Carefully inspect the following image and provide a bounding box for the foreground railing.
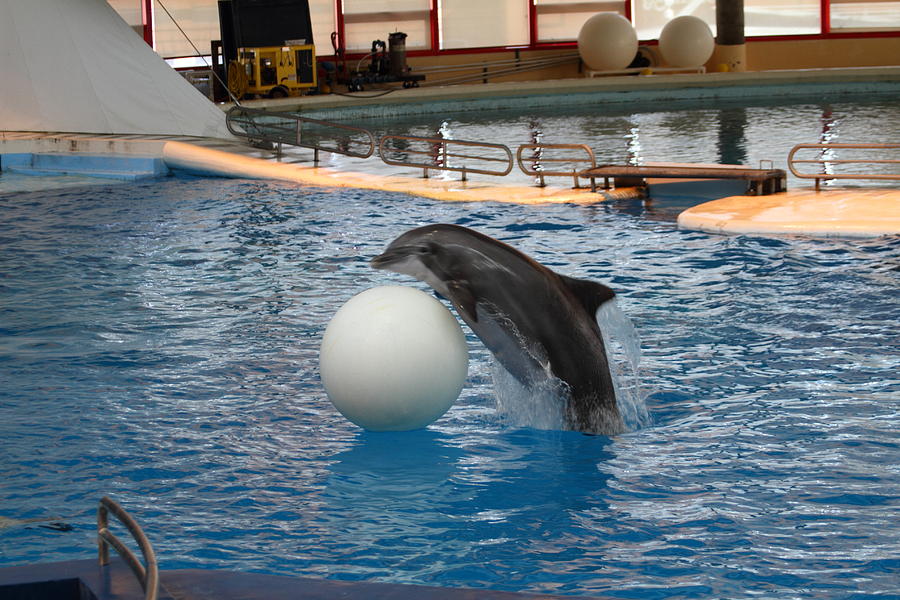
[226,106,376,162]
[788,143,900,190]
[97,496,159,600]
[379,134,513,180]
[516,143,598,190]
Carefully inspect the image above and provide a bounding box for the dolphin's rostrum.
[371,224,624,435]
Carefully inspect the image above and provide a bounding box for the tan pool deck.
[3,67,899,237]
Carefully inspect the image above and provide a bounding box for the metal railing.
[516,143,597,190]
[379,134,513,180]
[97,496,159,600]
[226,106,376,162]
[788,143,900,190]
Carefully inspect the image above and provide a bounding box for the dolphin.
[371,223,624,435]
[0,516,71,531]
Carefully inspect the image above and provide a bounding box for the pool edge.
[0,558,615,600]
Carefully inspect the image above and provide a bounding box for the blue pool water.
[1,176,898,599]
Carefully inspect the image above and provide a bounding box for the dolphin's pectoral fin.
[559,275,616,317]
[446,280,478,322]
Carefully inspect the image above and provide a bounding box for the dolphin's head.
[370,225,459,297]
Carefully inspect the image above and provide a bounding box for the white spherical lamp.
[577,13,638,72]
[320,286,468,431]
[659,16,715,68]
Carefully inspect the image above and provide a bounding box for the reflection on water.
[330,95,900,193]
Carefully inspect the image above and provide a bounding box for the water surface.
[1,177,898,599]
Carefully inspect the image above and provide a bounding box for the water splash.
[596,299,651,431]
[489,299,650,433]
[491,358,568,431]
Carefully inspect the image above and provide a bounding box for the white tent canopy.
[0,0,232,138]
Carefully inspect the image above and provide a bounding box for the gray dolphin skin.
[371,223,624,435]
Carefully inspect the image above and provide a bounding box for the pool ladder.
[97,496,160,600]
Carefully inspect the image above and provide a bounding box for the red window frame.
[141,0,899,61]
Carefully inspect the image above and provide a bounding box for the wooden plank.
[581,163,786,181]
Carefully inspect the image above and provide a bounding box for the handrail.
[788,143,900,190]
[226,106,375,162]
[379,134,513,180]
[516,143,597,190]
[97,496,159,600]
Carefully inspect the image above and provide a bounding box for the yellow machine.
[227,44,316,99]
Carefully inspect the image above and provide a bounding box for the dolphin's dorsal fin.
[560,275,616,316]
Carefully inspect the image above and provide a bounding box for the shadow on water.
[321,428,616,533]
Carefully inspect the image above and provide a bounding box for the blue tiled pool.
[1,175,898,599]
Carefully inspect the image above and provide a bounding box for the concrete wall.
[746,36,900,70]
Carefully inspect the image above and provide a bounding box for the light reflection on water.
[0,174,898,599]
[322,95,900,192]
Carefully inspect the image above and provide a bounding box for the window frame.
[136,0,899,61]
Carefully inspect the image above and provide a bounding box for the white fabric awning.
[0,0,232,139]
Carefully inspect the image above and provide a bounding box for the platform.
[676,187,900,237]
[581,162,787,196]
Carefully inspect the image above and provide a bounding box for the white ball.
[577,13,638,72]
[659,16,715,68]
[319,286,468,431]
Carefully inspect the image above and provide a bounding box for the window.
[310,0,338,53]
[745,0,820,36]
[440,0,530,49]
[108,0,144,36]
[830,0,900,30]
[535,1,626,42]
[152,0,220,58]
[342,0,432,51]
[633,0,716,40]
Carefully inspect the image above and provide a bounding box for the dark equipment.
[213,0,316,100]
[345,32,425,92]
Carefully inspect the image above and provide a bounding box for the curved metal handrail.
[97,496,159,600]
[379,134,513,180]
[226,106,376,161]
[516,143,597,190]
[788,143,900,190]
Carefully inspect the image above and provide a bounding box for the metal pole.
[715,0,746,71]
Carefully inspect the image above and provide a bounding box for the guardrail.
[788,143,900,190]
[516,143,598,190]
[226,106,375,162]
[379,134,513,180]
[97,496,159,600]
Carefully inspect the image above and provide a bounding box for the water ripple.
[1,177,898,599]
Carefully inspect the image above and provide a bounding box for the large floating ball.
[319,286,468,431]
[577,13,638,72]
[659,16,715,68]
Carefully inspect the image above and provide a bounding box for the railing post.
[98,502,109,566]
[96,497,159,600]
